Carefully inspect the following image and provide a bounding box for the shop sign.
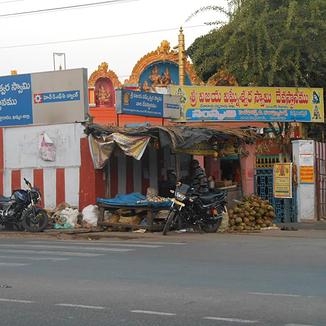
[0,69,88,126]
[116,89,180,119]
[175,142,216,156]
[273,163,293,198]
[299,166,315,184]
[169,85,324,122]
[175,143,239,157]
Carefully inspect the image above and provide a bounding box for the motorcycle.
[162,182,227,235]
[0,178,48,232]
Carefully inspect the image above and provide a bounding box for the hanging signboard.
[273,163,293,198]
[169,85,324,122]
[0,68,88,127]
[116,89,180,119]
[299,166,315,184]
[297,140,315,184]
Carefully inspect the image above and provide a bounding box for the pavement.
[0,233,325,325]
[1,221,326,241]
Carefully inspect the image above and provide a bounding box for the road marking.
[0,255,69,262]
[248,292,301,298]
[0,298,34,304]
[131,310,176,316]
[28,242,162,249]
[55,303,105,310]
[105,241,186,246]
[204,316,258,323]
[285,324,315,326]
[0,262,29,266]
[0,244,133,252]
[0,249,104,257]
[27,240,186,246]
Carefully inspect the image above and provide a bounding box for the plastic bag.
[82,205,99,226]
[39,132,56,162]
[60,207,79,227]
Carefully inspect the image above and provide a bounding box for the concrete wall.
[2,123,85,208]
[240,144,256,196]
[292,140,316,221]
[4,123,84,169]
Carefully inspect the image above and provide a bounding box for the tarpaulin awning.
[88,133,150,169]
[97,193,172,208]
[84,123,258,169]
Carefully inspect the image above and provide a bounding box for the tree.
[187,0,326,88]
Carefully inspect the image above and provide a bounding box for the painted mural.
[139,62,191,92]
[127,40,201,91]
[88,62,122,108]
[94,77,114,107]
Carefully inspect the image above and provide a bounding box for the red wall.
[79,138,105,209]
[117,114,163,127]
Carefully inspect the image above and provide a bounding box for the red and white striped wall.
[106,148,159,197]
[0,123,98,210]
[2,167,79,209]
[105,146,191,198]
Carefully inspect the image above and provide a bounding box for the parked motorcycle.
[0,178,48,232]
[162,182,227,235]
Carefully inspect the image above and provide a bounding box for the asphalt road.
[0,233,325,326]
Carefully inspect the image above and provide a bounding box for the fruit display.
[228,194,276,232]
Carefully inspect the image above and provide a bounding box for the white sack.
[82,205,100,226]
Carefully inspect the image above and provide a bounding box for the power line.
[0,24,207,49]
[0,0,24,4]
[0,0,138,18]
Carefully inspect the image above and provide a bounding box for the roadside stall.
[84,123,256,231]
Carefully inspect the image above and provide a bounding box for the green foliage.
[187,0,326,88]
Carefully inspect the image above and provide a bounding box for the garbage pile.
[49,203,99,229]
[228,195,276,232]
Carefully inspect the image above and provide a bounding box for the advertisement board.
[273,163,293,198]
[0,68,88,126]
[116,89,180,119]
[170,85,324,122]
[298,140,315,184]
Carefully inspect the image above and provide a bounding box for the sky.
[0,0,226,82]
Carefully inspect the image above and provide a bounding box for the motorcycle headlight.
[31,190,41,203]
[175,192,186,201]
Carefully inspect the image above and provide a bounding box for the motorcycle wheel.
[22,208,48,232]
[162,211,176,236]
[201,219,222,233]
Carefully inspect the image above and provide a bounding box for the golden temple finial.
[157,40,171,54]
[98,62,108,72]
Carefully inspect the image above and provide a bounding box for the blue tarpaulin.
[97,193,171,208]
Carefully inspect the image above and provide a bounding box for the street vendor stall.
[84,123,257,231]
[96,193,171,231]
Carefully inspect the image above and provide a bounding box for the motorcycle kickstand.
[195,224,204,234]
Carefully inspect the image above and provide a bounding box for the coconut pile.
[228,195,276,232]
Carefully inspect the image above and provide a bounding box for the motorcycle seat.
[199,192,226,204]
[0,195,11,203]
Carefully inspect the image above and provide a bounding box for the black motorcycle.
[0,178,48,232]
[162,183,227,235]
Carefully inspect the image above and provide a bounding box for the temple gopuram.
[88,29,201,126]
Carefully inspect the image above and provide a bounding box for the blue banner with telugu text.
[0,74,33,126]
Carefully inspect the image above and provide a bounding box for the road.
[0,233,325,325]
